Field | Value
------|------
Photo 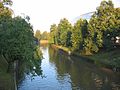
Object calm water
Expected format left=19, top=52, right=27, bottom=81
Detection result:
left=18, top=45, right=120, bottom=90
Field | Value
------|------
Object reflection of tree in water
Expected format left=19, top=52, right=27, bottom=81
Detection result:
left=111, top=82, right=120, bottom=90
left=92, top=73, right=120, bottom=90
left=17, top=59, right=43, bottom=82
left=48, top=45, right=120, bottom=90
left=17, top=46, right=43, bottom=83
left=40, top=43, right=49, bottom=51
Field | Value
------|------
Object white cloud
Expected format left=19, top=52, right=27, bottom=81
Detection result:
left=11, top=0, right=120, bottom=32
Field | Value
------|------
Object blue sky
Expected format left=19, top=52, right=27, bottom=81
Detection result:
left=11, top=0, right=120, bottom=32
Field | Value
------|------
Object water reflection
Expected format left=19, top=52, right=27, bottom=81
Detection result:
left=17, top=46, right=43, bottom=85
left=18, top=44, right=120, bottom=90
left=48, top=45, right=120, bottom=90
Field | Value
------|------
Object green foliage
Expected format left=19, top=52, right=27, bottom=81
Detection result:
left=49, top=24, right=58, bottom=44
left=83, top=37, right=99, bottom=55
left=0, top=16, right=37, bottom=63
left=48, top=0, right=119, bottom=56
left=66, top=31, right=72, bottom=47
left=88, top=0, right=120, bottom=51
left=35, top=30, right=49, bottom=41
left=35, top=30, right=41, bottom=41
left=0, top=1, right=42, bottom=71
left=72, top=19, right=88, bottom=51
left=0, top=1, right=43, bottom=82
left=57, top=18, right=72, bottom=47
left=41, top=31, right=49, bottom=40
left=34, top=46, right=43, bottom=60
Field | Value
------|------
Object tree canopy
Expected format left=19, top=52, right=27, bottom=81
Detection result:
left=57, top=18, right=73, bottom=47
left=0, top=0, right=42, bottom=74
left=49, top=0, right=120, bottom=55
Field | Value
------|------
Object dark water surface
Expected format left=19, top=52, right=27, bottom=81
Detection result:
left=18, top=45, right=120, bottom=90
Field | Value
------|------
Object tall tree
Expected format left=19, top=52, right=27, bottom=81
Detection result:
left=49, top=24, right=58, bottom=44
left=0, top=0, right=43, bottom=78
left=87, top=0, right=119, bottom=51
left=41, top=31, right=49, bottom=40
left=57, top=18, right=72, bottom=47
left=71, top=19, right=88, bottom=51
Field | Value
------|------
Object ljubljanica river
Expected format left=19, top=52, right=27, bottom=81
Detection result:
left=18, top=44, right=120, bottom=90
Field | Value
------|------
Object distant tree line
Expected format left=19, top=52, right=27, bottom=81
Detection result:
left=49, top=0, right=120, bottom=55
left=35, top=30, right=49, bottom=41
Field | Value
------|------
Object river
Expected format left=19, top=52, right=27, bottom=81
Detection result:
left=18, top=44, right=120, bottom=90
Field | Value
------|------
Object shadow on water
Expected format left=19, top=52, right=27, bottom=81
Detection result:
left=48, top=45, right=120, bottom=90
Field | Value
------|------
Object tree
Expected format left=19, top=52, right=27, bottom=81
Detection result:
left=35, top=30, right=41, bottom=41
left=87, top=0, right=119, bottom=52
left=49, top=24, right=58, bottom=44
left=0, top=0, right=43, bottom=78
left=41, top=31, right=49, bottom=40
left=0, top=0, right=13, bottom=6
left=0, top=15, right=42, bottom=72
left=66, top=30, right=72, bottom=47
left=0, top=1, right=12, bottom=55
left=0, top=1, right=12, bottom=17
left=71, top=19, right=88, bottom=51
left=0, top=16, right=35, bottom=63
left=57, top=18, right=72, bottom=47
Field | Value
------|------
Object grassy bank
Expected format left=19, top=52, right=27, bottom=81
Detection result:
left=0, top=55, right=15, bottom=90
left=87, top=49, right=120, bottom=68
left=51, top=44, right=120, bottom=69
left=40, top=40, right=49, bottom=44
left=51, top=44, right=70, bottom=52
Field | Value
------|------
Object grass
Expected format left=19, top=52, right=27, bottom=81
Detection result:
left=0, top=55, right=14, bottom=90
left=51, top=44, right=120, bottom=68
left=0, top=71, right=14, bottom=90
left=87, top=49, right=120, bottom=68
left=51, top=44, right=70, bottom=53
left=0, top=55, right=8, bottom=72
left=40, top=40, right=49, bottom=44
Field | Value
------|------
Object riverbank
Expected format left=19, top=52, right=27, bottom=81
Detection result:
left=87, top=49, right=120, bottom=69
left=51, top=44, right=70, bottom=52
left=51, top=44, right=120, bottom=71
left=0, top=55, right=15, bottom=90
left=40, top=40, right=49, bottom=44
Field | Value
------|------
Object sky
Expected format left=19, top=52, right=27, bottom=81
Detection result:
left=11, top=0, right=120, bottom=32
